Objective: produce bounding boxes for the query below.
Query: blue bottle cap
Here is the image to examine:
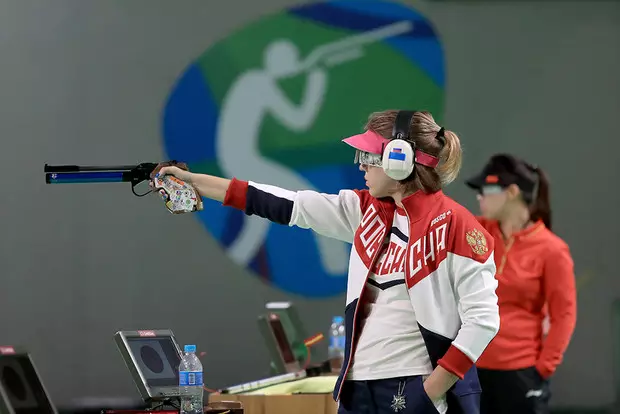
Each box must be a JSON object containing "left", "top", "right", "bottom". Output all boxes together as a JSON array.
[
  {"left": 184, "top": 345, "right": 196, "bottom": 353},
  {"left": 332, "top": 316, "right": 344, "bottom": 324}
]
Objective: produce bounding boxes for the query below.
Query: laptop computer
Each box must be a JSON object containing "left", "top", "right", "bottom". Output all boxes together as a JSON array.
[{"left": 0, "top": 346, "right": 57, "bottom": 414}]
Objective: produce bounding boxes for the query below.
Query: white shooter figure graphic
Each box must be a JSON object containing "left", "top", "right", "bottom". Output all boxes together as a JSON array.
[{"left": 215, "top": 21, "right": 413, "bottom": 275}]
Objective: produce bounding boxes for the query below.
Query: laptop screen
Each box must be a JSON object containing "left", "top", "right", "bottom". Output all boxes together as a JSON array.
[
  {"left": 0, "top": 353, "right": 55, "bottom": 414},
  {"left": 125, "top": 336, "right": 181, "bottom": 387}
]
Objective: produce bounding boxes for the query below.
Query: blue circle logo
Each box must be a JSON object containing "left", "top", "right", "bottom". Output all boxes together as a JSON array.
[{"left": 161, "top": 0, "right": 444, "bottom": 298}]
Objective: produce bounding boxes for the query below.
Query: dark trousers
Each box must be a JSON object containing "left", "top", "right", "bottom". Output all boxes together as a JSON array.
[
  {"left": 337, "top": 376, "right": 439, "bottom": 414},
  {"left": 478, "top": 367, "right": 551, "bottom": 414}
]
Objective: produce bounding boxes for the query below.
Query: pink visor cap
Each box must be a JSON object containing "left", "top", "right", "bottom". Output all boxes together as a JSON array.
[
  {"left": 342, "top": 130, "right": 390, "bottom": 155},
  {"left": 342, "top": 130, "right": 440, "bottom": 168}
]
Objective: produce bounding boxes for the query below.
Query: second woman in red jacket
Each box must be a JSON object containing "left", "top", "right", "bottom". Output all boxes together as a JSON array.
[{"left": 466, "top": 154, "right": 577, "bottom": 414}]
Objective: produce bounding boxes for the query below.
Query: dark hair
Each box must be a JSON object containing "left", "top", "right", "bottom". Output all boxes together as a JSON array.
[
  {"left": 529, "top": 166, "right": 552, "bottom": 230},
  {"left": 365, "top": 110, "right": 462, "bottom": 193}
]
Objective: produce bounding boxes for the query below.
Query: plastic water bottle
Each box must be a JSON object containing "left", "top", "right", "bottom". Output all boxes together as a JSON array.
[
  {"left": 179, "top": 344, "right": 203, "bottom": 414},
  {"left": 328, "top": 316, "right": 346, "bottom": 360}
]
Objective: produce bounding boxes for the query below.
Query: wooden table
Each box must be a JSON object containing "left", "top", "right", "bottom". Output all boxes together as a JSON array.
[{"left": 209, "top": 392, "right": 338, "bottom": 414}]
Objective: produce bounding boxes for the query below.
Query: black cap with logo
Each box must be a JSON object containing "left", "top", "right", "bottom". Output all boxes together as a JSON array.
[{"left": 465, "top": 154, "right": 539, "bottom": 200}]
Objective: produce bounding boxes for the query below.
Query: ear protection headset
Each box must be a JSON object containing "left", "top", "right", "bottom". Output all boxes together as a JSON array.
[{"left": 381, "top": 110, "right": 444, "bottom": 180}]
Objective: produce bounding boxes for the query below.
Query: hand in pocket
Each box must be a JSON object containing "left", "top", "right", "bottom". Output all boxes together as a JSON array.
[{"left": 401, "top": 376, "right": 440, "bottom": 414}]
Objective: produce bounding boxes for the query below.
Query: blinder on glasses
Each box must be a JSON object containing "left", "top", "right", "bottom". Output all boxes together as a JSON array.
[{"left": 354, "top": 150, "right": 382, "bottom": 167}]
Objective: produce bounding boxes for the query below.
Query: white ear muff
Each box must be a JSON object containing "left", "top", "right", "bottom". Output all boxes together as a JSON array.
[{"left": 382, "top": 139, "right": 414, "bottom": 180}]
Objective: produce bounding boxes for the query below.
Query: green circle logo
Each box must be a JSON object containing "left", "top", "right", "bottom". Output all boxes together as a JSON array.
[{"left": 162, "top": 0, "right": 445, "bottom": 297}]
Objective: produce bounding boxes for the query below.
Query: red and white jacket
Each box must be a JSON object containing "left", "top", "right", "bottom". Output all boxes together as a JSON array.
[{"left": 224, "top": 178, "right": 500, "bottom": 413}]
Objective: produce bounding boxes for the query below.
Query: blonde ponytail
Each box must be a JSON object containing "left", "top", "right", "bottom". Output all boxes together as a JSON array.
[{"left": 436, "top": 130, "right": 462, "bottom": 185}]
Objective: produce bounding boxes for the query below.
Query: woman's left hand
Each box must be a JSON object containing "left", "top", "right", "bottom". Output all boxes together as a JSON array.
[
  {"left": 422, "top": 365, "right": 457, "bottom": 401},
  {"left": 423, "top": 381, "right": 445, "bottom": 402}
]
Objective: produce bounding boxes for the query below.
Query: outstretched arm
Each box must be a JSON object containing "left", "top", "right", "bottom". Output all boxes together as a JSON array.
[
  {"left": 187, "top": 174, "right": 230, "bottom": 202},
  {"left": 153, "top": 165, "right": 230, "bottom": 202},
  {"left": 153, "top": 166, "right": 363, "bottom": 243},
  {"left": 224, "top": 178, "right": 362, "bottom": 243}
]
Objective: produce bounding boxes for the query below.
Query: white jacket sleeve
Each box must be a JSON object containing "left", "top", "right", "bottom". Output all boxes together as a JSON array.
[
  {"left": 223, "top": 178, "right": 362, "bottom": 243},
  {"left": 290, "top": 189, "right": 362, "bottom": 243},
  {"left": 452, "top": 253, "right": 499, "bottom": 356},
  {"left": 436, "top": 217, "right": 500, "bottom": 379},
  {"left": 436, "top": 252, "right": 499, "bottom": 379}
]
